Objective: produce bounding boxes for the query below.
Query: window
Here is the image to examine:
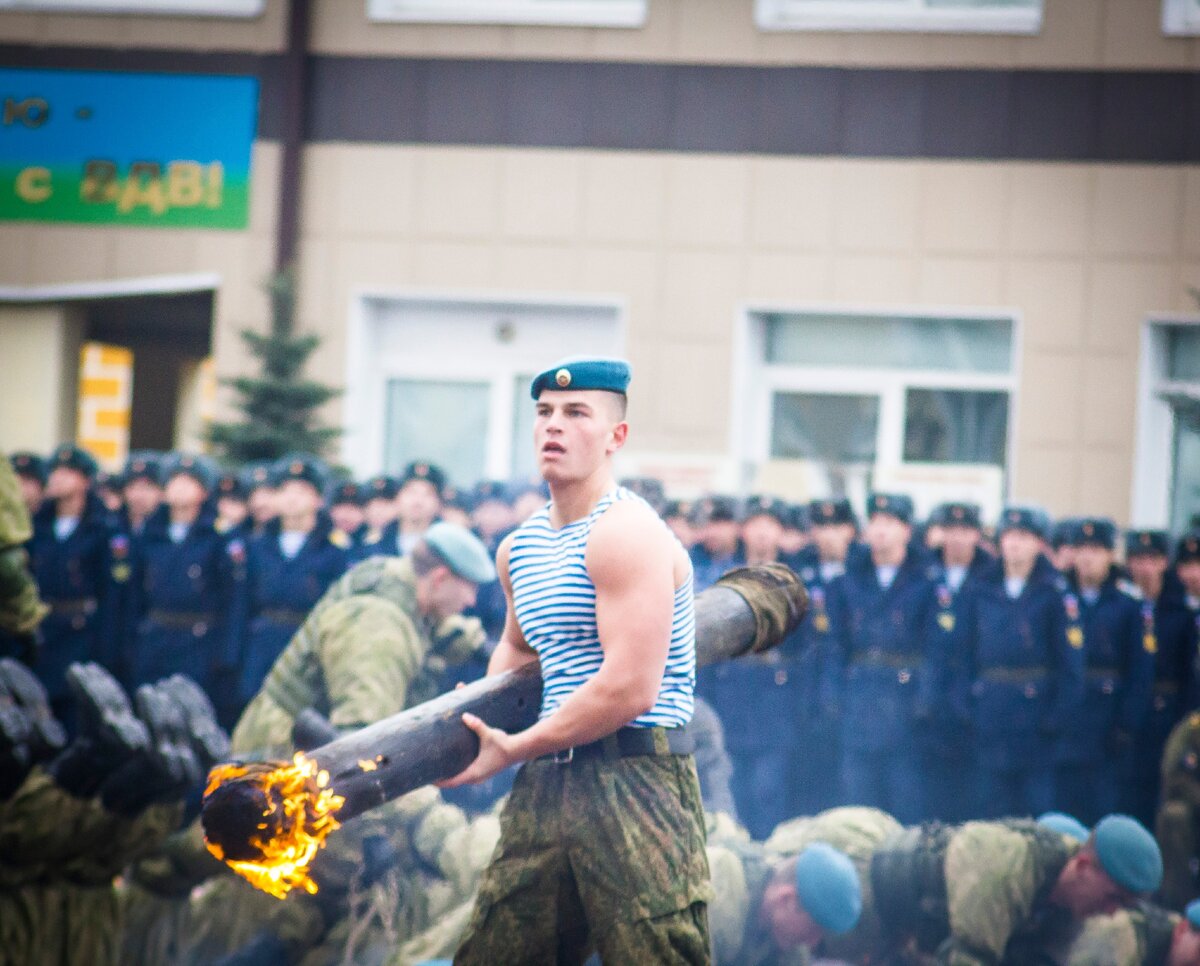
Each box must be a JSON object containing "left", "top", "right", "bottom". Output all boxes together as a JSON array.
[
  {"left": 0, "top": 0, "right": 263, "bottom": 14},
  {"left": 385, "top": 379, "right": 491, "bottom": 488},
  {"left": 367, "top": 0, "right": 646, "bottom": 27},
  {"left": 755, "top": 0, "right": 1042, "bottom": 34},
  {"left": 1167, "top": 326, "right": 1200, "bottom": 382},
  {"left": 903, "top": 388, "right": 1008, "bottom": 465},
  {"left": 1164, "top": 0, "right": 1200, "bottom": 36}
]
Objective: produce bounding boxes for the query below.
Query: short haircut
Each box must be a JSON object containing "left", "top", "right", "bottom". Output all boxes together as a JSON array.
[{"left": 410, "top": 540, "right": 446, "bottom": 577}]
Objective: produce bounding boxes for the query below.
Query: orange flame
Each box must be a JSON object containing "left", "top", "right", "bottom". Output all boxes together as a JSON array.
[{"left": 204, "top": 753, "right": 345, "bottom": 899}]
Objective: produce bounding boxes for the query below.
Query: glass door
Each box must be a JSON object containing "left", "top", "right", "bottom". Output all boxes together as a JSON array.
[
  {"left": 769, "top": 390, "right": 880, "bottom": 500},
  {"left": 1170, "top": 397, "right": 1200, "bottom": 532}
]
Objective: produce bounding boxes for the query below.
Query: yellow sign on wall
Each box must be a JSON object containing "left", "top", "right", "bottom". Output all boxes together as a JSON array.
[{"left": 77, "top": 342, "right": 133, "bottom": 469}]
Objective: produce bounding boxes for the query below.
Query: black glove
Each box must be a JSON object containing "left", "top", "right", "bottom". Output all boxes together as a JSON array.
[{"left": 292, "top": 708, "right": 338, "bottom": 751}]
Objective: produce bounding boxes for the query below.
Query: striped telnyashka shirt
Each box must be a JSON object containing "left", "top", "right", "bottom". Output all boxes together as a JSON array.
[{"left": 508, "top": 486, "right": 696, "bottom": 728}]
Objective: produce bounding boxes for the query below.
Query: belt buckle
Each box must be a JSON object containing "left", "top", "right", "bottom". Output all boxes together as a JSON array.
[{"left": 552, "top": 747, "right": 574, "bottom": 764}]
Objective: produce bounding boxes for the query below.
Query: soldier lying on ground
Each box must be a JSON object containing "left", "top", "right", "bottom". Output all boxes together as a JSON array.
[
  {"left": 0, "top": 660, "right": 227, "bottom": 966},
  {"left": 1066, "top": 898, "right": 1200, "bottom": 966}
]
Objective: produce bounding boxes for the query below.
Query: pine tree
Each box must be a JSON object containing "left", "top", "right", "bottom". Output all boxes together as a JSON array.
[{"left": 207, "top": 269, "right": 342, "bottom": 463}]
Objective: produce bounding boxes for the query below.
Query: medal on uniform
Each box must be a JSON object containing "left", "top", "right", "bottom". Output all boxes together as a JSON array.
[
  {"left": 938, "top": 611, "right": 955, "bottom": 632},
  {"left": 1067, "top": 626, "right": 1084, "bottom": 649},
  {"left": 112, "top": 562, "right": 130, "bottom": 583},
  {"left": 1142, "top": 604, "right": 1158, "bottom": 654}
]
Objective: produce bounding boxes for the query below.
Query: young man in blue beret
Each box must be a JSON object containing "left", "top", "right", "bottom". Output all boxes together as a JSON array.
[{"left": 443, "top": 356, "right": 712, "bottom": 963}]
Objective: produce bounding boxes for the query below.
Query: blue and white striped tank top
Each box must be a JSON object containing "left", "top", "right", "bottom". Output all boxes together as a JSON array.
[{"left": 508, "top": 486, "right": 696, "bottom": 728}]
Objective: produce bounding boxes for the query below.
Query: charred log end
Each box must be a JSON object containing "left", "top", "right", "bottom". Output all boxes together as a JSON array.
[
  {"left": 202, "top": 777, "right": 278, "bottom": 862},
  {"left": 715, "top": 563, "right": 809, "bottom": 653}
]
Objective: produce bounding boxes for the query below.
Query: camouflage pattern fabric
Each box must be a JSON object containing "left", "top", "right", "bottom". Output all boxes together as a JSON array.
[
  {"left": 1158, "top": 711, "right": 1200, "bottom": 909},
  {"left": 1065, "top": 904, "right": 1179, "bottom": 966},
  {"left": 0, "top": 450, "right": 47, "bottom": 637},
  {"left": 455, "top": 754, "right": 713, "bottom": 965}
]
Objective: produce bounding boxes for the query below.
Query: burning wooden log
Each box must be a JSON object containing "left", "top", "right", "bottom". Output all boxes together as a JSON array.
[{"left": 202, "top": 564, "right": 806, "bottom": 897}]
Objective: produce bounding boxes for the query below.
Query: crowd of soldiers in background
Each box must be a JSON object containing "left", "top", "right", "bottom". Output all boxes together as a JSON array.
[{"left": 5, "top": 443, "right": 1200, "bottom": 843}]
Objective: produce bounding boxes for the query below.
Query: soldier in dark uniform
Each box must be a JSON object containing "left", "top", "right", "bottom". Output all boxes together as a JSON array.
[
  {"left": 778, "top": 503, "right": 809, "bottom": 565},
  {"left": 229, "top": 454, "right": 349, "bottom": 714},
  {"left": 1051, "top": 518, "right": 1081, "bottom": 574},
  {"left": 27, "top": 445, "right": 118, "bottom": 723},
  {"left": 357, "top": 474, "right": 399, "bottom": 555},
  {"left": 1121, "top": 530, "right": 1198, "bottom": 828},
  {"left": 663, "top": 498, "right": 696, "bottom": 550},
  {"left": 688, "top": 495, "right": 745, "bottom": 592},
  {"left": 619, "top": 476, "right": 667, "bottom": 515},
  {"left": 956, "top": 506, "right": 1085, "bottom": 819},
  {"left": 1055, "top": 518, "right": 1154, "bottom": 825},
  {"left": 9, "top": 452, "right": 46, "bottom": 517},
  {"left": 825, "top": 492, "right": 940, "bottom": 824},
  {"left": 214, "top": 471, "right": 251, "bottom": 538},
  {"left": 921, "top": 502, "right": 993, "bottom": 822},
  {"left": 1179, "top": 533, "right": 1200, "bottom": 615},
  {"left": 123, "top": 454, "right": 235, "bottom": 703},
  {"left": 117, "top": 452, "right": 163, "bottom": 540},
  {"left": 703, "top": 496, "right": 802, "bottom": 838},
  {"left": 243, "top": 461, "right": 278, "bottom": 535},
  {"left": 326, "top": 479, "right": 367, "bottom": 548},
  {"left": 396, "top": 461, "right": 446, "bottom": 555}
]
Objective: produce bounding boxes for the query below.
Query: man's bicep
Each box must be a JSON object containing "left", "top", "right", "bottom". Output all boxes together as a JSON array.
[{"left": 589, "top": 512, "right": 675, "bottom": 666}]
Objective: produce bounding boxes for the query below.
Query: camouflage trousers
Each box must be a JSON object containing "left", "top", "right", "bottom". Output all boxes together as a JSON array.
[{"left": 455, "top": 753, "right": 713, "bottom": 965}]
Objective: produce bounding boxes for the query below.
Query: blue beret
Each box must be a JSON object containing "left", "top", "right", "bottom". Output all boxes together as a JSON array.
[
  {"left": 742, "top": 495, "right": 789, "bottom": 524},
  {"left": 867, "top": 492, "right": 914, "bottom": 525},
  {"left": 795, "top": 843, "right": 862, "bottom": 936},
  {"left": 364, "top": 475, "right": 400, "bottom": 501},
  {"left": 424, "top": 521, "right": 496, "bottom": 584},
  {"left": 1037, "top": 811, "right": 1090, "bottom": 843},
  {"left": 1094, "top": 815, "right": 1162, "bottom": 894},
  {"left": 530, "top": 356, "right": 631, "bottom": 399},
  {"left": 1187, "top": 899, "right": 1200, "bottom": 930}
]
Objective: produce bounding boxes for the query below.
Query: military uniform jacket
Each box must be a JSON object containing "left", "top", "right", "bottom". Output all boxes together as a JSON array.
[
  {"left": 690, "top": 542, "right": 746, "bottom": 594},
  {"left": 824, "top": 550, "right": 943, "bottom": 753},
  {"left": 1056, "top": 571, "right": 1154, "bottom": 765},
  {"left": 0, "top": 452, "right": 46, "bottom": 640},
  {"left": 27, "top": 492, "right": 118, "bottom": 698},
  {"left": 229, "top": 513, "right": 349, "bottom": 704},
  {"left": 954, "top": 556, "right": 1085, "bottom": 770},
  {"left": 123, "top": 505, "right": 236, "bottom": 690}
]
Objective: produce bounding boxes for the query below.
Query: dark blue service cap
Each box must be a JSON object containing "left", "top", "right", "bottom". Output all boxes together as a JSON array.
[
  {"left": 808, "top": 498, "right": 855, "bottom": 527},
  {"left": 162, "top": 453, "right": 218, "bottom": 492},
  {"left": 364, "top": 475, "right": 399, "bottom": 501},
  {"left": 689, "top": 495, "right": 740, "bottom": 527},
  {"left": 663, "top": 498, "right": 693, "bottom": 521},
  {"left": 1125, "top": 529, "right": 1170, "bottom": 558},
  {"left": 328, "top": 480, "right": 366, "bottom": 507},
  {"left": 399, "top": 461, "right": 447, "bottom": 496},
  {"left": 998, "top": 506, "right": 1051, "bottom": 540},
  {"left": 619, "top": 476, "right": 666, "bottom": 511},
  {"left": 216, "top": 472, "right": 248, "bottom": 501},
  {"left": 241, "top": 461, "right": 276, "bottom": 493},
  {"left": 1177, "top": 531, "right": 1200, "bottom": 565},
  {"left": 1071, "top": 517, "right": 1118, "bottom": 550},
  {"left": 272, "top": 453, "right": 329, "bottom": 492},
  {"left": 48, "top": 444, "right": 99, "bottom": 480},
  {"left": 122, "top": 451, "right": 162, "bottom": 486},
  {"left": 9, "top": 452, "right": 47, "bottom": 484},
  {"left": 742, "top": 494, "right": 789, "bottom": 524},
  {"left": 529, "top": 356, "right": 631, "bottom": 399},
  {"left": 786, "top": 504, "right": 809, "bottom": 531},
  {"left": 867, "top": 492, "right": 914, "bottom": 525},
  {"left": 931, "top": 502, "right": 981, "bottom": 529},
  {"left": 471, "top": 479, "right": 512, "bottom": 508},
  {"left": 1050, "top": 518, "right": 1081, "bottom": 549}
]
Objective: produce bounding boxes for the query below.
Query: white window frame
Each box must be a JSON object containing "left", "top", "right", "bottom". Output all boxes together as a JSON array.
[
  {"left": 754, "top": 0, "right": 1042, "bottom": 34},
  {"left": 732, "top": 303, "right": 1021, "bottom": 497},
  {"left": 1132, "top": 315, "right": 1200, "bottom": 526},
  {"left": 1163, "top": 0, "right": 1200, "bottom": 36},
  {"left": 367, "top": 0, "right": 646, "bottom": 27},
  {"left": 0, "top": 0, "right": 263, "bottom": 15}
]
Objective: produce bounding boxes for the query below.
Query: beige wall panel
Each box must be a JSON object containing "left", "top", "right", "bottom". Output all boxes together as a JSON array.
[
  {"left": 834, "top": 162, "right": 921, "bottom": 254},
  {"left": 501, "top": 151, "right": 584, "bottom": 241},
  {"left": 832, "top": 254, "right": 919, "bottom": 302},
  {"left": 415, "top": 150, "right": 501, "bottom": 239},
  {"left": 1005, "top": 258, "right": 1087, "bottom": 349},
  {"left": 1102, "top": 0, "right": 1191, "bottom": 69},
  {"left": 1085, "top": 261, "right": 1175, "bottom": 352},
  {"left": 299, "top": 145, "right": 342, "bottom": 238},
  {"left": 582, "top": 154, "right": 667, "bottom": 244},
  {"left": 1014, "top": 0, "right": 1102, "bottom": 68},
  {"left": 337, "top": 147, "right": 419, "bottom": 238},
  {"left": 1012, "top": 444, "right": 1081, "bottom": 515},
  {"left": 507, "top": 25, "right": 596, "bottom": 58},
  {"left": 0, "top": 13, "right": 41, "bottom": 42},
  {"left": 1007, "top": 165, "right": 1091, "bottom": 256},
  {"left": 673, "top": 0, "right": 761, "bottom": 63},
  {"left": 653, "top": 340, "right": 733, "bottom": 444},
  {"left": 1076, "top": 447, "right": 1133, "bottom": 521},
  {"left": 666, "top": 156, "right": 751, "bottom": 249},
  {"left": 917, "top": 257, "right": 1004, "bottom": 305},
  {"left": 193, "top": 233, "right": 265, "bottom": 327},
  {"left": 28, "top": 227, "right": 112, "bottom": 285},
  {"left": 1016, "top": 350, "right": 1084, "bottom": 444},
  {"left": 330, "top": 239, "right": 414, "bottom": 299},
  {"left": 1184, "top": 171, "right": 1200, "bottom": 259},
  {"left": 248, "top": 142, "right": 282, "bottom": 240},
  {"left": 0, "top": 226, "right": 34, "bottom": 287},
  {"left": 660, "top": 251, "right": 744, "bottom": 342},
  {"left": 294, "top": 237, "right": 334, "bottom": 329},
  {"left": 579, "top": 247, "right": 660, "bottom": 318},
  {"left": 922, "top": 164, "right": 1008, "bottom": 255},
  {"left": 1091, "top": 168, "right": 1184, "bottom": 259},
  {"left": 1081, "top": 354, "right": 1138, "bottom": 448},
  {"left": 841, "top": 31, "right": 954, "bottom": 68},
  {"left": 496, "top": 244, "right": 583, "bottom": 290},
  {"left": 746, "top": 253, "right": 835, "bottom": 302},
  {"left": 413, "top": 240, "right": 497, "bottom": 289},
  {"left": 749, "top": 158, "right": 836, "bottom": 251},
  {"left": 1178, "top": 263, "right": 1200, "bottom": 309},
  {"left": 0, "top": 304, "right": 75, "bottom": 452},
  {"left": 109, "top": 228, "right": 198, "bottom": 279}
]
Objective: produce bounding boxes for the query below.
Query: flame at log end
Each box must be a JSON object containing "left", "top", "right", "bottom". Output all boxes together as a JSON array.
[{"left": 202, "top": 753, "right": 345, "bottom": 900}]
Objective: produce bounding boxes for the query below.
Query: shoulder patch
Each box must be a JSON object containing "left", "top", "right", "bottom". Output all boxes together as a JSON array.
[
  {"left": 1055, "top": 575, "right": 1069, "bottom": 592},
  {"left": 1117, "top": 578, "right": 1143, "bottom": 601},
  {"left": 1063, "top": 593, "right": 1080, "bottom": 621},
  {"left": 329, "top": 530, "right": 351, "bottom": 549},
  {"left": 110, "top": 534, "right": 129, "bottom": 559},
  {"left": 226, "top": 539, "right": 246, "bottom": 563}
]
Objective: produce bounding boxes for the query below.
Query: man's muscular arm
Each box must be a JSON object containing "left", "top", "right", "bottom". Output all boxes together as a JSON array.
[{"left": 439, "top": 500, "right": 677, "bottom": 787}]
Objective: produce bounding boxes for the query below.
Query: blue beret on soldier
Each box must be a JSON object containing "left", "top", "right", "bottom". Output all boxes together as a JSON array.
[
  {"left": 1070, "top": 517, "right": 1117, "bottom": 550},
  {"left": 364, "top": 474, "right": 399, "bottom": 501},
  {"left": 400, "top": 461, "right": 447, "bottom": 496},
  {"left": 1093, "top": 815, "right": 1163, "bottom": 894},
  {"left": 424, "top": 521, "right": 496, "bottom": 584},
  {"left": 808, "top": 498, "right": 855, "bottom": 527},
  {"left": 162, "top": 453, "right": 218, "bottom": 492},
  {"left": 48, "top": 443, "right": 98, "bottom": 480},
  {"left": 9, "top": 452, "right": 47, "bottom": 485},
  {"left": 931, "top": 502, "right": 981, "bottom": 529},
  {"left": 742, "top": 495, "right": 789, "bottom": 525},
  {"left": 867, "top": 492, "right": 914, "bottom": 525},
  {"left": 795, "top": 843, "right": 862, "bottom": 936},
  {"left": 999, "top": 506, "right": 1051, "bottom": 540},
  {"left": 529, "top": 356, "right": 631, "bottom": 399},
  {"left": 1037, "top": 811, "right": 1090, "bottom": 843},
  {"left": 272, "top": 453, "right": 328, "bottom": 493},
  {"left": 1178, "top": 532, "right": 1200, "bottom": 565},
  {"left": 1125, "top": 529, "right": 1169, "bottom": 558},
  {"left": 1186, "top": 899, "right": 1200, "bottom": 930}
]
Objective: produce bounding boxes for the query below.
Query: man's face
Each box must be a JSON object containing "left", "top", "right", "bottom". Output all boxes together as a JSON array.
[
  {"left": 397, "top": 480, "right": 441, "bottom": 528},
  {"left": 1073, "top": 544, "right": 1113, "bottom": 585},
  {"left": 864, "top": 513, "right": 910, "bottom": 556},
  {"left": 421, "top": 567, "right": 478, "bottom": 621},
  {"left": 17, "top": 477, "right": 42, "bottom": 515},
  {"left": 123, "top": 477, "right": 162, "bottom": 519},
  {"left": 364, "top": 496, "right": 398, "bottom": 531},
  {"left": 534, "top": 390, "right": 627, "bottom": 485},
  {"left": 1169, "top": 919, "right": 1200, "bottom": 966},
  {"left": 249, "top": 486, "right": 278, "bottom": 524},
  {"left": 276, "top": 480, "right": 321, "bottom": 521},
  {"left": 1001, "top": 528, "right": 1042, "bottom": 570},
  {"left": 942, "top": 524, "right": 980, "bottom": 559},
  {"left": 759, "top": 879, "right": 824, "bottom": 951},
  {"left": 330, "top": 503, "right": 364, "bottom": 535},
  {"left": 164, "top": 474, "right": 205, "bottom": 511},
  {"left": 218, "top": 496, "right": 247, "bottom": 527},
  {"left": 702, "top": 519, "right": 741, "bottom": 555},
  {"left": 1178, "top": 560, "right": 1200, "bottom": 598},
  {"left": 813, "top": 522, "right": 854, "bottom": 562},
  {"left": 1052, "top": 544, "right": 1077, "bottom": 574},
  {"left": 46, "top": 466, "right": 88, "bottom": 502},
  {"left": 472, "top": 500, "right": 515, "bottom": 542},
  {"left": 1058, "top": 854, "right": 1130, "bottom": 919},
  {"left": 779, "top": 526, "right": 807, "bottom": 556},
  {"left": 742, "top": 515, "right": 783, "bottom": 559},
  {"left": 1127, "top": 553, "right": 1168, "bottom": 587}
]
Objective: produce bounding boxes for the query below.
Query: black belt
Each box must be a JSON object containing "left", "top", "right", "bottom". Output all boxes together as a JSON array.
[
  {"left": 259, "top": 607, "right": 307, "bottom": 626},
  {"left": 980, "top": 667, "right": 1048, "bottom": 683},
  {"left": 48, "top": 598, "right": 97, "bottom": 618},
  {"left": 147, "top": 610, "right": 215, "bottom": 632},
  {"left": 537, "top": 726, "right": 694, "bottom": 765},
  {"left": 851, "top": 652, "right": 921, "bottom": 670}
]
